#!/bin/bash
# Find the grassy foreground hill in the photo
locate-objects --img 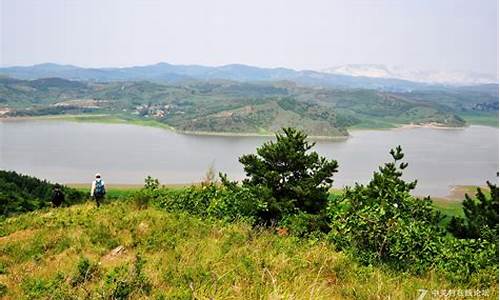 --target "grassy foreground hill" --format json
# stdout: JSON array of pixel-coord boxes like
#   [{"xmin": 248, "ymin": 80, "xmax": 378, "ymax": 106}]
[{"xmin": 0, "ymin": 199, "xmax": 497, "ymax": 299}]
